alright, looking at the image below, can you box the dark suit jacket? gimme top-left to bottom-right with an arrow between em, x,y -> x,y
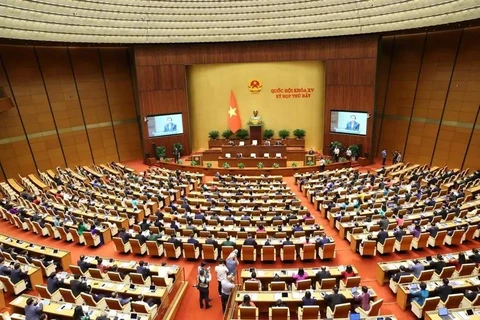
78,260 -> 93,273
205,238 -> 219,249
119,232 -> 131,244
136,266 -> 150,279
0,265 -> 11,276
316,270 -> 331,282
434,284 -> 453,302
47,277 -> 63,294
430,260 -> 447,274
243,238 -> 258,248
283,240 -> 294,246
392,271 -> 411,282
346,121 -> 360,131
168,238 -> 181,248
429,226 -> 439,237
71,279 -> 88,297
10,269 -> 28,284
394,230 -> 406,242
324,293 -> 346,310
465,291 -> 479,302
377,231 -> 388,244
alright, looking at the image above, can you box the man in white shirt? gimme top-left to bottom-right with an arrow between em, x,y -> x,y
334,147 -> 340,162
214,259 -> 229,297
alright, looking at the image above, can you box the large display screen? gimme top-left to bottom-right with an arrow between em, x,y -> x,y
330,110 -> 368,136
147,113 -> 184,138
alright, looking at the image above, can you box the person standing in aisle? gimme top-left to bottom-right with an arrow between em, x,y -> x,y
221,274 -> 235,313
215,259 -> 229,297
196,268 -> 212,309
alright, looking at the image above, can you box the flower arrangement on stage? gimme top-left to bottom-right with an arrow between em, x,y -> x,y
273,163 -> 280,168
257,162 -> 264,169
222,162 -> 231,168
238,163 -> 245,169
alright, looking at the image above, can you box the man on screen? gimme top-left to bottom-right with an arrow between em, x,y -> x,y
345,115 -> 360,131
164,117 -> 177,133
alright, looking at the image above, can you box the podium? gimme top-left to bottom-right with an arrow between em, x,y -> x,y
249,125 -> 262,145
192,154 -> 203,166
305,154 -> 316,165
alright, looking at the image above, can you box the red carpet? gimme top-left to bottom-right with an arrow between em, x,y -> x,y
2,158 -> 477,320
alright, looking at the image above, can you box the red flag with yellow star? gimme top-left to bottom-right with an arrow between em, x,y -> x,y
227,90 -> 242,133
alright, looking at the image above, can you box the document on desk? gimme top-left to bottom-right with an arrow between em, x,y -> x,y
117,284 -> 125,290
274,293 -> 282,300
292,291 -> 302,299
458,311 -> 470,320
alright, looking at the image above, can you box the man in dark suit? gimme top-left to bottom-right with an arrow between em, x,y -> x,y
139,218 -> 150,232
70,274 -> 88,297
470,248 -> 480,265
163,117 -> 177,132
136,261 -> 151,279
377,229 -> 388,245
10,263 -> 28,286
282,237 -> 294,246
167,234 -> 182,249
428,223 -> 439,237
434,278 -> 453,302
393,226 -> 406,242
46,273 -> 64,294
392,266 -> 411,282
205,234 -> 219,249
315,266 -> 331,289
187,234 -> 200,248
243,234 -> 258,249
379,217 -> 389,230
118,228 -> 132,244
429,254 -> 447,275
316,234 -> 331,248
324,287 -> 346,311
0,257 -> 11,276
77,255 -> 94,273
270,213 -> 283,223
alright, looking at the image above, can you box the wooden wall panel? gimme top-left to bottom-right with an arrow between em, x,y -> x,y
377,26 -> 480,169
134,35 -> 378,159
35,47 -> 93,166
0,45 -> 141,179
373,36 -> 394,156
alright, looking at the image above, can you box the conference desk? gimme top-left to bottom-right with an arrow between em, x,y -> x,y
1,260 -> 43,289
159,219 -> 323,238
213,175 -> 284,182
156,234 -> 329,256
234,288 -> 376,313
82,255 -> 180,284
425,307 -> 480,320
7,178 -> 24,194
221,145 -> 287,156
388,164 -> 420,178
0,233 -> 71,269
61,273 -> 166,302
239,265 -> 358,287
376,249 -> 475,285
396,275 -> 478,310
10,294 -> 150,320
349,217 -> 478,253
219,157 -> 288,167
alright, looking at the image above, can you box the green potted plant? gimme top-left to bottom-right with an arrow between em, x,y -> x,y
206,162 -> 212,168
263,129 -> 274,140
208,130 -> 220,140
292,162 -> 298,167
293,129 -> 306,139
273,163 -> 280,168
324,158 -> 332,165
173,142 -> 183,154
163,157 -> 171,162
339,157 -> 347,163
190,160 -> 198,166
155,146 -> 166,160
222,129 -> 233,140
176,160 -> 183,164
236,129 -> 249,140
278,129 -> 290,140
257,162 -> 264,169
348,144 -> 360,161
306,161 -> 315,166
222,162 -> 230,168
238,163 -> 245,169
